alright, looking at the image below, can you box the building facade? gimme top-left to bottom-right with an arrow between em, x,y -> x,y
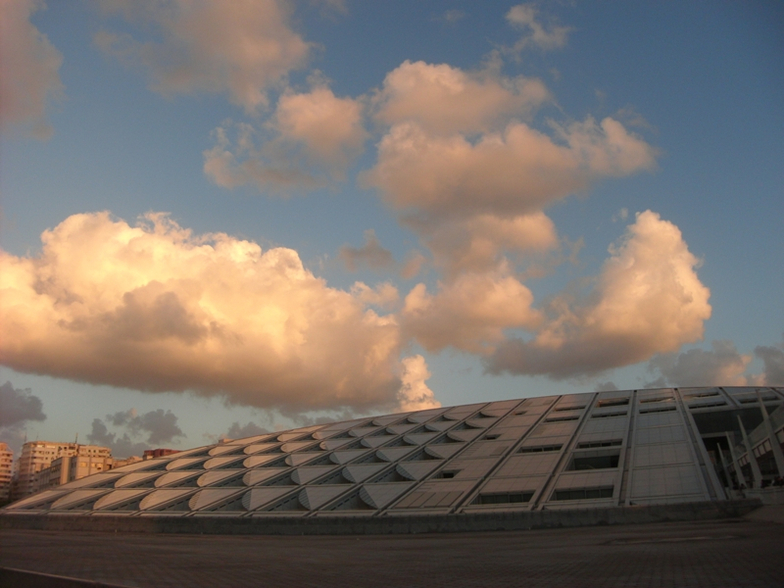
0,443 -> 13,503
36,448 -> 114,493
4,387 -> 783,518
14,442 -> 111,499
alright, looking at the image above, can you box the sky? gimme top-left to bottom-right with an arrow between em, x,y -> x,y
1,0 -> 782,458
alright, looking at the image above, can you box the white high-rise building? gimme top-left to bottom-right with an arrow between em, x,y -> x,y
14,442 -> 111,499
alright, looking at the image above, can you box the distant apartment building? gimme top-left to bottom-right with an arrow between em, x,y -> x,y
37,448 -> 114,493
14,442 -> 111,499
0,443 -> 13,502
112,455 -> 144,469
143,448 -> 180,460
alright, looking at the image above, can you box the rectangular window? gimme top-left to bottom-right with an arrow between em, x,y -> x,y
597,398 -> 629,408
639,406 -> 677,414
436,470 -> 459,479
545,415 -> 579,422
576,440 -> 622,449
591,411 -> 627,418
688,401 -> 726,408
519,444 -> 562,454
476,491 -> 534,505
685,391 -> 719,399
737,395 -> 776,404
554,406 -> 586,412
640,396 -> 673,404
483,433 -> 501,440
553,487 -> 613,501
567,450 -> 620,471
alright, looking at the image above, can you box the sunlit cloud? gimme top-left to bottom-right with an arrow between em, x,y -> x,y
487,211 -> 712,378
94,0 -> 310,113
505,3 -> 572,52
423,212 -> 559,278
373,60 -> 549,135
204,86 -> 367,191
402,264 -> 541,354
365,108 -> 655,275
0,0 -> 64,138
0,211 -> 438,413
366,117 -> 655,224
397,355 -> 440,411
647,340 -> 754,387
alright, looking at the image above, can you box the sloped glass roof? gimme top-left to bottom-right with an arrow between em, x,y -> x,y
4,387 -> 782,518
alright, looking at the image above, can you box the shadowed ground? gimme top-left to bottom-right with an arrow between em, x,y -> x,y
1,508 -> 782,587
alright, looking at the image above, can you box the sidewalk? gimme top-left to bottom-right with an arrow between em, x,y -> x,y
2,516 -> 781,587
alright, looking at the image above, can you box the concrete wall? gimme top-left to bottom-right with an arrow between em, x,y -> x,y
0,499 -> 762,536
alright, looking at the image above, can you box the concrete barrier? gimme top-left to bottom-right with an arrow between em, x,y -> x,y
0,499 -> 762,536
745,487 -> 784,505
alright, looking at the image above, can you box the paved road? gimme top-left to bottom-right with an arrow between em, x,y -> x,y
1,515 -> 782,587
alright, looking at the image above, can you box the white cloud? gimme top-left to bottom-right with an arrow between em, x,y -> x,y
365,111 -> 654,275
366,117 -> 655,225
423,212 -> 559,277
274,86 -> 368,174
648,340 -> 753,387
204,86 -> 367,191
756,337 -> 784,385
397,355 -> 440,411
0,0 -> 64,138
402,265 -> 540,354
95,0 -> 310,113
487,211 -> 712,378
0,211 -> 434,413
374,60 -> 549,135
506,4 -> 571,52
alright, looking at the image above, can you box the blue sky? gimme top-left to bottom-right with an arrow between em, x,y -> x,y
1,0 -> 782,457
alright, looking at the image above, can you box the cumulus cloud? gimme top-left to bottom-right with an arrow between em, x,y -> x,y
366,117 -> 655,224
396,355 -> 440,411
0,381 -> 46,428
204,86 -> 367,191
402,265 -> 540,354
0,0 -> 64,138
86,408 -> 183,457
94,0 -> 310,113
273,86 -> 367,172
373,60 -> 549,135
86,419 -> 148,458
487,211 -> 712,378
755,337 -> 784,385
104,408 -> 184,445
365,104 -> 654,274
423,212 -> 559,278
505,3 -> 571,52
203,122 -> 321,192
0,211 -> 434,413
224,421 -> 269,440
339,230 -> 395,272
647,340 -> 753,387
